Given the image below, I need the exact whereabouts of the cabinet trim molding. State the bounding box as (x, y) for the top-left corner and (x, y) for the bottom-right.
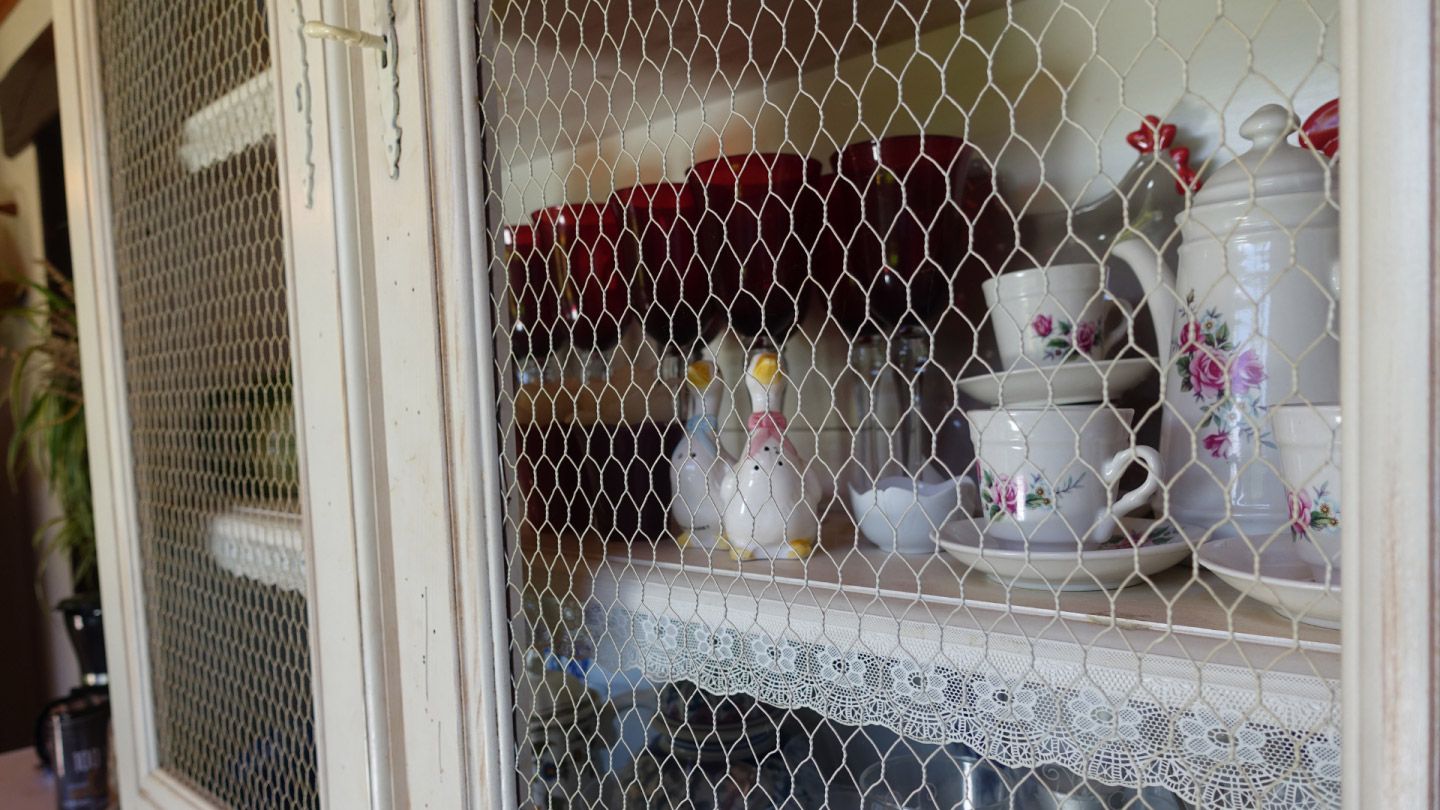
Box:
(1340, 0), (1440, 806)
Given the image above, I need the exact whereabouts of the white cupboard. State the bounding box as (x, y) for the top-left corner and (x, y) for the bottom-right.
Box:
(52, 0), (1437, 808)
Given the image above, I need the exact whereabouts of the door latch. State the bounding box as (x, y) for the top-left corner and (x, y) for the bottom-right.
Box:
(302, 5), (402, 178)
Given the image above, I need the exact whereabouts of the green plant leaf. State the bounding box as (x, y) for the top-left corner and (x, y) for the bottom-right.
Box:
(2, 263), (94, 591)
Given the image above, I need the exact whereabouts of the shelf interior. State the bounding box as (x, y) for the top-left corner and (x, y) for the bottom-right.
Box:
(520, 513), (1340, 685)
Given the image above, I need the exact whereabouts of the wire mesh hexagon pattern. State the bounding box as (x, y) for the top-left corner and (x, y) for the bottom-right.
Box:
(96, 0), (316, 807)
(481, 0), (1340, 808)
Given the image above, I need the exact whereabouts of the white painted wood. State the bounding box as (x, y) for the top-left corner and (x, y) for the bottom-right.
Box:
(53, 0), (1439, 805)
(349, 0), (479, 805)
(1340, 0), (1440, 806)
(582, 526), (1343, 664)
(425, 2), (519, 806)
(53, 2), (160, 805)
(269, 1), (390, 806)
(56, 1), (392, 807)
(132, 771), (222, 810)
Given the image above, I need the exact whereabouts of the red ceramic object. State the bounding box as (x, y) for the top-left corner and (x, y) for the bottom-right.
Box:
(613, 182), (721, 355)
(1126, 115), (1202, 195)
(1125, 115), (1177, 154)
(687, 153), (822, 347)
(532, 201), (633, 354)
(833, 135), (1004, 334)
(1300, 98), (1339, 158)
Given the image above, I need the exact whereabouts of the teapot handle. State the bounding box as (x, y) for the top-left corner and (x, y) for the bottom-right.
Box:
(1100, 298), (1137, 358)
(1110, 238), (1177, 365)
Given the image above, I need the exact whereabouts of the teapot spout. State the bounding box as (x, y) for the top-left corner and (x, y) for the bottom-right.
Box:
(1110, 237), (1177, 365)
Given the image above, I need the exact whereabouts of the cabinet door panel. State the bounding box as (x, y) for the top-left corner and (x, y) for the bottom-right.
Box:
(55, 0), (380, 806)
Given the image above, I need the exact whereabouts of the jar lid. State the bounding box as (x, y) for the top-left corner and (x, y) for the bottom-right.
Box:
(1194, 104), (1329, 206)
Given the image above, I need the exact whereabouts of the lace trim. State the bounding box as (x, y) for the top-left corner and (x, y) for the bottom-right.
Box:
(587, 607), (1340, 809)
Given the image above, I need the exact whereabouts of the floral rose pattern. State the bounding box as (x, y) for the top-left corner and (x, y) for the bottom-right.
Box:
(1032, 313), (1103, 361)
(980, 468), (1082, 520)
(1288, 482), (1340, 539)
(1173, 290), (1275, 459)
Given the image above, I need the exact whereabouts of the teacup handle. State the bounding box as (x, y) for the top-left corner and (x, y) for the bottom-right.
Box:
(1100, 298), (1137, 357)
(1089, 445), (1163, 542)
(958, 476), (979, 517)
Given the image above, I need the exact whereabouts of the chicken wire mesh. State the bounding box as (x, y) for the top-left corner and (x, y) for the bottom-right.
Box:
(479, 0), (1340, 808)
(96, 0), (316, 806)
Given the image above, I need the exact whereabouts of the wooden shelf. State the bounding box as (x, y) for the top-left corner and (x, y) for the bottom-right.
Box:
(208, 506), (305, 592)
(521, 511), (1339, 684)
(512, 495), (1340, 805)
(178, 69), (274, 173)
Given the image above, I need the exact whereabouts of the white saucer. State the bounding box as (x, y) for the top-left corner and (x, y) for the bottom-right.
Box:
(955, 357), (1154, 407)
(938, 516), (1194, 591)
(1196, 537), (1342, 629)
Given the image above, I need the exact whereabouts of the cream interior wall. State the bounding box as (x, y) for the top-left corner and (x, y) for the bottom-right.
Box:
(497, 0), (1338, 218)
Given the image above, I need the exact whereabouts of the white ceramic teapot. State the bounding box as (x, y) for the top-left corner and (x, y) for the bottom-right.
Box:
(1113, 104), (1340, 537)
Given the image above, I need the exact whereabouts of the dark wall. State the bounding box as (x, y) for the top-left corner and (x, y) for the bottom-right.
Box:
(0, 363), (46, 752)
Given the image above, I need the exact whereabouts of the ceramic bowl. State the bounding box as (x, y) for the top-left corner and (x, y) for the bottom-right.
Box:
(849, 475), (977, 554)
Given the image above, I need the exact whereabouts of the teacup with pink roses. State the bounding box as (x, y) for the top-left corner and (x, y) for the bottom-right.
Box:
(982, 263), (1136, 368)
(1273, 404), (1343, 584)
(968, 405), (1163, 548)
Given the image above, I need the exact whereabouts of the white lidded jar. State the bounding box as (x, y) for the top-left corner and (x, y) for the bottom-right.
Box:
(1113, 103), (1340, 538)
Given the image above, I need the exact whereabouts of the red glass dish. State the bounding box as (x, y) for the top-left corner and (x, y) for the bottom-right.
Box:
(532, 201), (633, 355)
(833, 135), (1008, 334)
(613, 182), (721, 355)
(812, 173), (876, 338)
(688, 153), (822, 348)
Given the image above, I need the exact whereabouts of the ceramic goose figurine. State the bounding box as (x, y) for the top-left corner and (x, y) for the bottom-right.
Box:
(719, 351), (821, 561)
(669, 359), (733, 551)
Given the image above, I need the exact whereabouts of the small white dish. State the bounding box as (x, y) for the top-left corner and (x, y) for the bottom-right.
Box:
(849, 474), (978, 554)
(955, 357), (1154, 407)
(938, 516), (1194, 591)
(1196, 536), (1342, 629)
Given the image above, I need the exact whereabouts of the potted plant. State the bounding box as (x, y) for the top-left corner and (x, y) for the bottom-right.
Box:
(2, 264), (104, 683)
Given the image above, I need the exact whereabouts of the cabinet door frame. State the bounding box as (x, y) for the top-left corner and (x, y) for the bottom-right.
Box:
(1340, 0), (1440, 806)
(54, 1), (387, 806)
(413, 0), (1440, 807)
(340, 0), (516, 805)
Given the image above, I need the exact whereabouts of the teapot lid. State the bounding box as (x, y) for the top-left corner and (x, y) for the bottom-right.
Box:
(1194, 104), (1329, 206)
